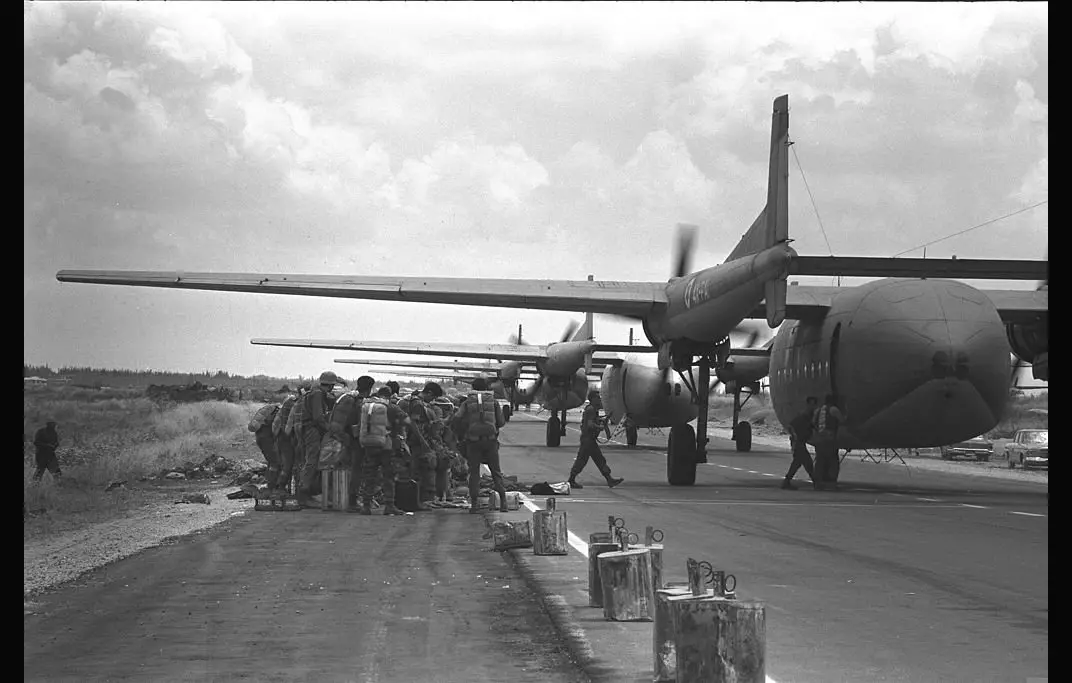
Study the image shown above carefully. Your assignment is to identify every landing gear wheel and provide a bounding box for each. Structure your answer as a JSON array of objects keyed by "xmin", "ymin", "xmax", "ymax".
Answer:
[
  {"xmin": 547, "ymin": 417, "xmax": 561, "ymax": 447},
  {"xmin": 734, "ymin": 421, "xmax": 752, "ymax": 452},
  {"xmin": 667, "ymin": 424, "xmax": 697, "ymax": 486},
  {"xmin": 503, "ymin": 405, "xmax": 511, "ymax": 422},
  {"xmin": 626, "ymin": 425, "xmax": 638, "ymax": 447}
]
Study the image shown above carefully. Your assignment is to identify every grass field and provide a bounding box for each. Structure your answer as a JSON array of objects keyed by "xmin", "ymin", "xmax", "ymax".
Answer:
[{"xmin": 24, "ymin": 386, "xmax": 260, "ymax": 540}]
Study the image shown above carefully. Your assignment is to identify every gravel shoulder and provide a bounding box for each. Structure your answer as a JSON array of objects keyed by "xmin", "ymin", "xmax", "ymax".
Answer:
[{"xmin": 24, "ymin": 480, "xmax": 254, "ymax": 602}]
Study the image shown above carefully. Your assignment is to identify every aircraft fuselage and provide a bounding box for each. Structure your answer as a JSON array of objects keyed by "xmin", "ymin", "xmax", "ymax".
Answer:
[
  {"xmin": 643, "ymin": 243, "xmax": 795, "ymax": 350},
  {"xmin": 769, "ymin": 278, "xmax": 1010, "ymax": 450}
]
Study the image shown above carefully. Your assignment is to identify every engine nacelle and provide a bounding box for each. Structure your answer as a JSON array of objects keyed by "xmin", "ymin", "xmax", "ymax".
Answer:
[
  {"xmin": 600, "ymin": 363, "xmax": 698, "ymax": 428},
  {"xmin": 601, "ymin": 365, "xmax": 659, "ymax": 425}
]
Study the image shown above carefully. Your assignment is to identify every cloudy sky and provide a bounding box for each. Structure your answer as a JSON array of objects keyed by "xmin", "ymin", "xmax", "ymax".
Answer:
[{"xmin": 24, "ymin": 2, "xmax": 1047, "ymax": 382}]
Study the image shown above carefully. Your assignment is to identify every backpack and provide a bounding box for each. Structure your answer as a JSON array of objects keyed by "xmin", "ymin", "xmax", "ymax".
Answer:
[
  {"xmin": 814, "ymin": 405, "xmax": 840, "ymax": 434},
  {"xmin": 464, "ymin": 391, "xmax": 498, "ymax": 439},
  {"xmin": 358, "ymin": 397, "xmax": 390, "ymax": 449},
  {"xmin": 273, "ymin": 395, "xmax": 296, "ymax": 436},
  {"xmin": 248, "ymin": 403, "xmax": 278, "ymax": 433}
]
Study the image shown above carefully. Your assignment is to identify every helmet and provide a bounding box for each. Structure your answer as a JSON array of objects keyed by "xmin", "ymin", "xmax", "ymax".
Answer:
[{"xmin": 318, "ymin": 371, "xmax": 344, "ymax": 386}]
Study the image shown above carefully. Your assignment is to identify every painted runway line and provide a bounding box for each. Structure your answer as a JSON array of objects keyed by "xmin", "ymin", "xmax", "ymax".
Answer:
[{"xmin": 1010, "ymin": 511, "xmax": 1046, "ymax": 518}]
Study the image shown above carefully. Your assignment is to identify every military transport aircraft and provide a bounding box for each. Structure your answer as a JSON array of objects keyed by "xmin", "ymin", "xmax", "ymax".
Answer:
[
  {"xmin": 56, "ymin": 94, "xmax": 1048, "ymax": 486},
  {"xmin": 254, "ymin": 313, "xmax": 636, "ymax": 446}
]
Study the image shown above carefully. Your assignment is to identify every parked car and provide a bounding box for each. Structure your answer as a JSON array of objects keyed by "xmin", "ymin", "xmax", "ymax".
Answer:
[
  {"xmin": 1005, "ymin": 429, "xmax": 1048, "ymax": 470},
  {"xmin": 940, "ymin": 437, "xmax": 993, "ymax": 461}
]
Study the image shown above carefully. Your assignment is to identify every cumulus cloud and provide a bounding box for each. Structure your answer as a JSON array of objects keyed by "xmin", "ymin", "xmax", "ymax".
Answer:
[{"xmin": 24, "ymin": 2, "xmax": 1047, "ymax": 377}]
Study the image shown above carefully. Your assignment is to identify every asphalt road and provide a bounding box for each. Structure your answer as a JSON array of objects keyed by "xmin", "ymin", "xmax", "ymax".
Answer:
[
  {"xmin": 24, "ymin": 500, "xmax": 588, "ymax": 682},
  {"xmin": 503, "ymin": 411, "xmax": 1048, "ymax": 683}
]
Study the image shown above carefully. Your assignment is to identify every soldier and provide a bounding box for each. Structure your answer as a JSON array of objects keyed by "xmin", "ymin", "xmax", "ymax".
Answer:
[
  {"xmin": 285, "ymin": 383, "xmax": 309, "ymax": 494},
  {"xmin": 398, "ymin": 382, "xmax": 442, "ymax": 510},
  {"xmin": 272, "ymin": 392, "xmax": 298, "ymax": 497},
  {"xmin": 811, "ymin": 393, "xmax": 845, "ymax": 490},
  {"xmin": 328, "ymin": 375, "xmax": 376, "ymax": 509},
  {"xmin": 810, "ymin": 394, "xmax": 844, "ymax": 491},
  {"xmin": 567, "ymin": 390, "xmax": 624, "ymax": 489},
  {"xmin": 248, "ymin": 401, "xmax": 281, "ymax": 489},
  {"xmin": 357, "ymin": 386, "xmax": 410, "ymax": 516},
  {"xmin": 32, "ymin": 420, "xmax": 61, "ymax": 482},
  {"xmin": 453, "ymin": 377, "xmax": 508, "ymax": 513},
  {"xmin": 782, "ymin": 396, "xmax": 818, "ymax": 490},
  {"xmin": 431, "ymin": 395, "xmax": 460, "ymax": 505},
  {"xmin": 386, "ymin": 381, "xmax": 401, "ymax": 404},
  {"xmin": 296, "ymin": 371, "xmax": 345, "ymax": 507}
]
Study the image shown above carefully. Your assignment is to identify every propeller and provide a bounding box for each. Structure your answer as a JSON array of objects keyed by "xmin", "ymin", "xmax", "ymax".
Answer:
[
  {"xmin": 600, "ymin": 223, "xmax": 700, "ymax": 325},
  {"xmin": 673, "ymin": 223, "xmax": 698, "ymax": 279},
  {"xmin": 508, "ymin": 323, "xmax": 524, "ymax": 346},
  {"xmin": 728, "ymin": 320, "xmax": 772, "ymax": 350},
  {"xmin": 559, "ymin": 319, "xmax": 581, "ymax": 343}
]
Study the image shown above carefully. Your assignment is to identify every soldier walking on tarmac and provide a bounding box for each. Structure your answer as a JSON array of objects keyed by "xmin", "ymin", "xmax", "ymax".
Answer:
[
  {"xmin": 782, "ymin": 396, "xmax": 818, "ymax": 490},
  {"xmin": 296, "ymin": 371, "xmax": 344, "ymax": 507},
  {"xmin": 452, "ymin": 377, "xmax": 509, "ymax": 513},
  {"xmin": 567, "ymin": 390, "xmax": 623, "ymax": 489}
]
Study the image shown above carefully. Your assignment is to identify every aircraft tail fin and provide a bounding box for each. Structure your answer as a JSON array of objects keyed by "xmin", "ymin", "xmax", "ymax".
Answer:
[
  {"xmin": 725, "ymin": 95, "xmax": 790, "ymax": 327},
  {"xmin": 727, "ymin": 94, "xmax": 790, "ymax": 262}
]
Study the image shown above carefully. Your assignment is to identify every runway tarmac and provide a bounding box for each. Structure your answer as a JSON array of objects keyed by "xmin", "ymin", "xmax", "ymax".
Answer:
[{"xmin": 502, "ymin": 411, "xmax": 1048, "ymax": 683}]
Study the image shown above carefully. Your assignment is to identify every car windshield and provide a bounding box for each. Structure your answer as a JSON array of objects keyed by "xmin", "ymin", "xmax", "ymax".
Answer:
[{"xmin": 1021, "ymin": 431, "xmax": 1048, "ymax": 445}]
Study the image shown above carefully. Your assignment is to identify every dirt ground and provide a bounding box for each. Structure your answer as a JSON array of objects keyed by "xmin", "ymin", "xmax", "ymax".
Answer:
[{"xmin": 24, "ymin": 501, "xmax": 589, "ymax": 682}]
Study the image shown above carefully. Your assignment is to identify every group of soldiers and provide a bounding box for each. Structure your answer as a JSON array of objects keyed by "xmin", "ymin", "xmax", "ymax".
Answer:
[{"xmin": 248, "ymin": 371, "xmax": 512, "ymax": 515}]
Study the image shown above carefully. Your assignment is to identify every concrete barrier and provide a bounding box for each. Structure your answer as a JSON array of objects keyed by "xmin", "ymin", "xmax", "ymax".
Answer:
[
  {"xmin": 673, "ymin": 598, "xmax": 765, "ymax": 682},
  {"xmin": 587, "ymin": 541, "xmax": 621, "ymax": 607},
  {"xmin": 533, "ymin": 497, "xmax": 569, "ymax": 555},
  {"xmin": 671, "ymin": 558, "xmax": 763, "ymax": 682},
  {"xmin": 597, "ymin": 531, "xmax": 655, "ymax": 621},
  {"xmin": 654, "ymin": 583, "xmax": 716, "ymax": 683}
]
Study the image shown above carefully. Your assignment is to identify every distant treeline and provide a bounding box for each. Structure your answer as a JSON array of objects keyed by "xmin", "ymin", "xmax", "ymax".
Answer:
[{"xmin": 24, "ymin": 364, "xmax": 300, "ymax": 390}]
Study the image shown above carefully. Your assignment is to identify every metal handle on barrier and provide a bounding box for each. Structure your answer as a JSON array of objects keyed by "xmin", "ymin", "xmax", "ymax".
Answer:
[
  {"xmin": 644, "ymin": 526, "xmax": 664, "ymax": 545},
  {"xmin": 608, "ymin": 516, "xmax": 625, "ymax": 532},
  {"xmin": 698, "ymin": 561, "xmax": 737, "ymax": 597}
]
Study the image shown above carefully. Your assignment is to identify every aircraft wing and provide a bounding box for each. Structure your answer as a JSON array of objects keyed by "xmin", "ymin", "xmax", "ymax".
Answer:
[
  {"xmin": 744, "ymin": 285, "xmax": 1048, "ymax": 324},
  {"xmin": 791, "ymin": 256, "xmax": 1047, "ymax": 280},
  {"xmin": 55, "ymin": 271, "xmax": 668, "ymax": 317},
  {"xmin": 253, "ymin": 339, "xmax": 553, "ymax": 361}
]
